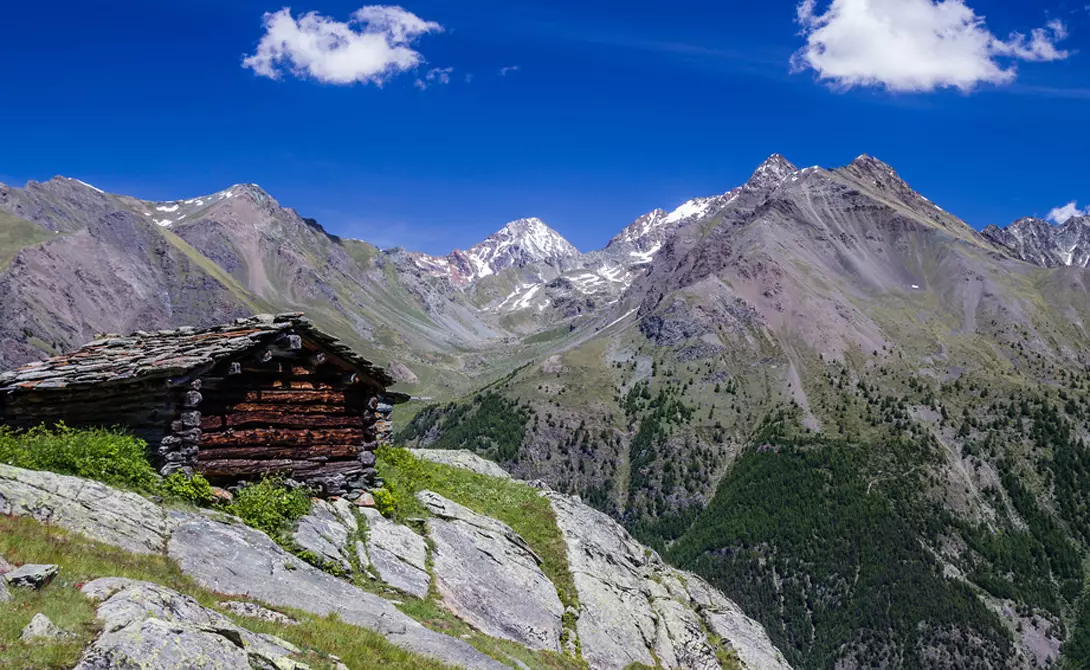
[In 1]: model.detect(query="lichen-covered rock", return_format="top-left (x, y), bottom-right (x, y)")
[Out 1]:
top-left (75, 578), bottom-right (299, 670)
top-left (292, 500), bottom-right (353, 574)
top-left (546, 491), bottom-right (792, 670)
top-left (5, 563), bottom-right (59, 589)
top-left (0, 464), bottom-right (171, 555)
top-left (0, 578), bottom-right (10, 603)
top-left (358, 507), bottom-right (430, 599)
top-left (417, 490), bottom-right (564, 652)
top-left (409, 449), bottom-right (513, 479)
top-left (168, 513), bottom-right (507, 670)
top-left (220, 601), bottom-right (299, 626)
top-left (685, 575), bottom-right (793, 670)
top-left (20, 613), bottom-right (75, 642)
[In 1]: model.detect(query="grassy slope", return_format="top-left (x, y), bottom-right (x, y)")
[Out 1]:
top-left (0, 212), bottom-right (55, 271)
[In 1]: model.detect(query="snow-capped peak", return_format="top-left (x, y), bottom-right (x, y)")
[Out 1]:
top-left (745, 154), bottom-right (798, 190)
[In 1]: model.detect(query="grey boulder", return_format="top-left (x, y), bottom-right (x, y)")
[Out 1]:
top-left (0, 464), bottom-right (171, 555)
top-left (358, 507), bottom-right (431, 599)
top-left (6, 563), bottom-right (59, 589)
top-left (0, 578), bottom-right (9, 603)
top-left (75, 578), bottom-right (300, 670)
top-left (20, 613), bottom-right (76, 642)
top-left (168, 513), bottom-right (507, 670)
top-left (418, 490), bottom-right (564, 652)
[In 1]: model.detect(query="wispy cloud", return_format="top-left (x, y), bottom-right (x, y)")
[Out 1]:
top-left (243, 5), bottom-right (442, 85)
top-left (415, 66), bottom-right (453, 89)
top-left (1047, 201), bottom-right (1088, 224)
top-left (499, 65), bottom-right (520, 76)
top-left (792, 0), bottom-right (1070, 92)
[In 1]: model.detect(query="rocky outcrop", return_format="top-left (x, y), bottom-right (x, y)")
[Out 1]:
top-left (6, 563), bottom-right (59, 589)
top-left (409, 449), bottom-right (513, 479)
top-left (220, 601), bottom-right (299, 626)
top-left (358, 507), bottom-right (431, 599)
top-left (418, 490), bottom-right (565, 652)
top-left (546, 492), bottom-right (791, 670)
top-left (20, 613), bottom-right (75, 642)
top-left (0, 464), bottom-right (171, 555)
top-left (292, 499), bottom-right (355, 574)
top-left (75, 578), bottom-right (300, 669)
top-left (168, 513), bottom-right (507, 670)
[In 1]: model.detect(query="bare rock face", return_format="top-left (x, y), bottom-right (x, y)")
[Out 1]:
top-left (417, 490), bottom-right (565, 652)
top-left (0, 464), bottom-right (172, 555)
top-left (292, 499), bottom-right (354, 574)
top-left (387, 361), bottom-right (420, 384)
top-left (167, 513), bottom-right (507, 670)
top-left (546, 491), bottom-right (792, 670)
top-left (20, 613), bottom-right (75, 642)
top-left (358, 507), bottom-right (431, 599)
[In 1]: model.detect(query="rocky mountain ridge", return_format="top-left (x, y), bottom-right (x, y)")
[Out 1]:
top-left (982, 215), bottom-right (1090, 268)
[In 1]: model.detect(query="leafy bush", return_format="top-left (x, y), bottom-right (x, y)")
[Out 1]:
top-left (159, 472), bottom-right (214, 505)
top-left (372, 488), bottom-right (397, 518)
top-left (0, 424), bottom-right (159, 493)
top-left (229, 477), bottom-right (312, 538)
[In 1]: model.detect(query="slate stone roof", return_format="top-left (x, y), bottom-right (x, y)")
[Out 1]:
top-left (0, 313), bottom-right (395, 392)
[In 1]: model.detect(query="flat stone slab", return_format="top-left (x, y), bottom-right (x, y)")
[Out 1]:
top-left (168, 513), bottom-right (507, 670)
top-left (359, 508), bottom-right (431, 599)
top-left (6, 564), bottom-right (59, 589)
top-left (418, 490), bottom-right (564, 652)
top-left (220, 601), bottom-right (299, 626)
top-left (0, 464), bottom-right (171, 555)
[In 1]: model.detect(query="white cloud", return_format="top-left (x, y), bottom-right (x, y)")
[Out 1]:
top-left (499, 65), bottom-right (520, 76)
top-left (243, 5), bottom-right (442, 85)
top-left (414, 66), bottom-right (453, 90)
top-left (1047, 201), bottom-right (1088, 224)
top-left (792, 0), bottom-right (1070, 92)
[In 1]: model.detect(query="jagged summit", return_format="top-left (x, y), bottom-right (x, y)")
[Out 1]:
top-left (982, 215), bottom-right (1090, 268)
top-left (745, 154), bottom-right (798, 190)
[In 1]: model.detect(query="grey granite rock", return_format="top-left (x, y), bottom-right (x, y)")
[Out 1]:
top-left (0, 577), bottom-right (9, 603)
top-left (292, 500), bottom-right (353, 574)
top-left (0, 554), bottom-right (14, 574)
top-left (220, 601), bottom-right (299, 626)
top-left (359, 507), bottom-right (431, 599)
top-left (409, 449), bottom-right (513, 479)
top-left (168, 513), bottom-right (507, 670)
top-left (76, 578), bottom-right (299, 670)
top-left (5, 563), bottom-right (59, 589)
top-left (418, 491), bottom-right (564, 652)
top-left (0, 464), bottom-right (171, 555)
top-left (546, 491), bottom-right (792, 670)
top-left (20, 613), bottom-right (75, 642)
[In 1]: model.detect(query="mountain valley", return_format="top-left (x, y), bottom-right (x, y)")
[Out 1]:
top-left (3, 155), bottom-right (1090, 669)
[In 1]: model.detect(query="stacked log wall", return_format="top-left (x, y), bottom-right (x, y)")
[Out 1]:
top-left (0, 381), bottom-right (175, 456)
top-left (194, 354), bottom-right (381, 496)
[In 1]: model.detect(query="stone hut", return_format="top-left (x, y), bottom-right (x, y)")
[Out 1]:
top-left (0, 313), bottom-right (407, 496)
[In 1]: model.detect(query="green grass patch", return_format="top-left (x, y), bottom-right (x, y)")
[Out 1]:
top-left (0, 212), bottom-right (55, 271)
top-left (376, 447), bottom-right (579, 611)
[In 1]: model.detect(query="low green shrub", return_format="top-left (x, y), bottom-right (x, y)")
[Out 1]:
top-left (229, 477), bottom-right (312, 538)
top-left (0, 423), bottom-right (159, 493)
top-left (159, 472), bottom-right (214, 505)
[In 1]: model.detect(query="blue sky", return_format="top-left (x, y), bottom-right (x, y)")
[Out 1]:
top-left (1, 0), bottom-right (1087, 255)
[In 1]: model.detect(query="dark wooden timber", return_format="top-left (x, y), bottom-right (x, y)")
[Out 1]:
top-left (0, 313), bottom-right (404, 497)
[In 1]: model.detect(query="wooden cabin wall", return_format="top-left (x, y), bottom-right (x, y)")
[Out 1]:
top-left (192, 351), bottom-right (381, 496)
top-left (0, 381), bottom-right (176, 456)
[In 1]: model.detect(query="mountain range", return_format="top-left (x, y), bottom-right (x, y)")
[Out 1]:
top-left (4, 155), bottom-right (1090, 669)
